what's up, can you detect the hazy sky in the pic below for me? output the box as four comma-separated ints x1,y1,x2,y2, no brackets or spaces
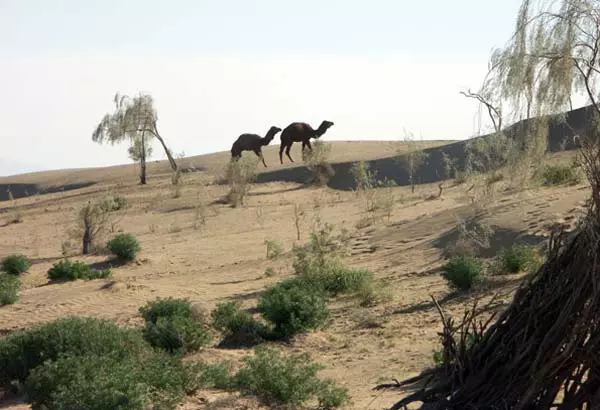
1,0,531,176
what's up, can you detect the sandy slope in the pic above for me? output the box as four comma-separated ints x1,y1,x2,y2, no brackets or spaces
0,144,590,409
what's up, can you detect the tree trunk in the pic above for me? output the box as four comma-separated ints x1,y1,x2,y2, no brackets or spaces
151,123,178,172
140,132,147,185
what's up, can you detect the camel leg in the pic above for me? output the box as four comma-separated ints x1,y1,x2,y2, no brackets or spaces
305,140,313,151
279,144,285,164
254,149,267,167
285,143,294,163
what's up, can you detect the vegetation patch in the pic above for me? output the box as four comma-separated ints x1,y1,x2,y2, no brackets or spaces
496,243,540,274
541,163,581,186
139,297,212,354
107,233,141,262
211,301,271,347
47,259,112,281
1,254,31,275
441,255,484,291
233,346,349,409
0,274,19,305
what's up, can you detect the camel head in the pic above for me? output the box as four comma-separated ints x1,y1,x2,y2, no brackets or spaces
263,125,282,144
315,120,334,138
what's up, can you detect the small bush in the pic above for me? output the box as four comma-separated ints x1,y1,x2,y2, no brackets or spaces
1,254,31,275
47,259,112,281
258,279,329,339
264,239,284,259
142,315,212,354
233,346,349,408
107,233,141,261
211,301,271,347
541,163,581,186
140,297,211,354
497,244,538,274
184,361,234,391
441,255,484,291
225,156,259,207
139,297,193,324
0,317,148,384
0,274,19,305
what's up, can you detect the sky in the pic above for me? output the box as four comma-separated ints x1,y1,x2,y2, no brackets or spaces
0,0,533,176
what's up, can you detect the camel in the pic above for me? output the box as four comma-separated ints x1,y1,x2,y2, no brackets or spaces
230,125,282,167
279,120,334,164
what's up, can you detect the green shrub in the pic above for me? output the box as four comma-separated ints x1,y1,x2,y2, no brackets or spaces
184,361,234,391
139,297,211,354
47,259,112,281
24,350,189,410
107,233,141,261
142,315,211,354
233,346,349,408
0,274,19,305
1,254,31,275
441,255,484,291
0,316,147,384
139,297,192,324
258,279,329,339
264,239,284,259
211,301,271,347
497,244,538,274
541,163,581,186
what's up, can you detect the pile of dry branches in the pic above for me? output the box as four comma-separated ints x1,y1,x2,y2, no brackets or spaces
376,138,600,409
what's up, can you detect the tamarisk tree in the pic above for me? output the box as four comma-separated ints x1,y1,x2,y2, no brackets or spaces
92,93,178,184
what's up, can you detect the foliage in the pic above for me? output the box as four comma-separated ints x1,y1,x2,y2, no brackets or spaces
0,274,19,305
303,140,335,186
396,130,430,193
233,346,349,409
350,160,377,192
24,349,189,410
77,200,112,255
128,135,153,162
441,255,484,291
1,254,31,275
107,233,141,261
47,259,112,281
225,155,259,207
139,297,211,354
258,278,329,339
496,244,539,274
93,92,178,174
99,194,128,212
184,361,235,391
142,315,211,355
0,316,148,384
211,301,271,347
540,163,582,186
264,239,284,259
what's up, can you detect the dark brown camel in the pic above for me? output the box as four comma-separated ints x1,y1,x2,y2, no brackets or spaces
230,125,282,167
279,120,334,164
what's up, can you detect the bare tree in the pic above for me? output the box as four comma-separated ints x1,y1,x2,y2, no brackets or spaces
397,130,429,193
460,89,503,133
93,93,178,184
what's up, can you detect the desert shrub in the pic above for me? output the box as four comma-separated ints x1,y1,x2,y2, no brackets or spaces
107,233,141,261
99,194,128,212
258,279,329,339
441,255,484,291
77,200,112,255
233,346,349,409
47,259,112,281
142,315,211,354
303,140,335,186
140,297,211,354
350,160,376,192
1,254,31,275
541,163,581,185
357,280,393,307
292,220,338,276
139,297,193,323
225,156,259,207
0,274,19,305
264,239,284,259
0,317,147,384
184,361,235,391
211,301,271,347
24,350,189,410
497,243,539,274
